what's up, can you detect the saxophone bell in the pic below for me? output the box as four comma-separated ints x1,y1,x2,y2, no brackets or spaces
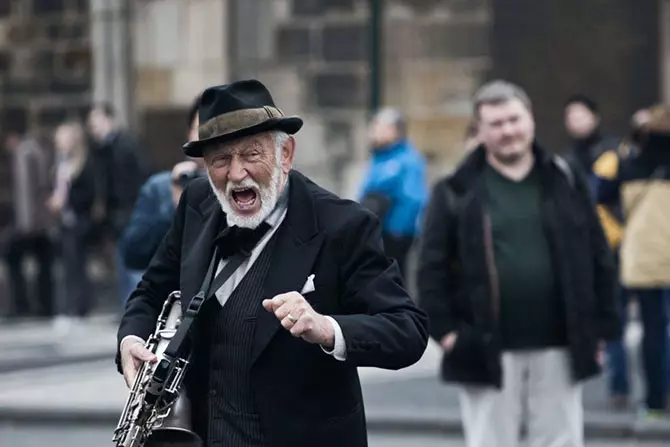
144,394,202,447
114,291,202,447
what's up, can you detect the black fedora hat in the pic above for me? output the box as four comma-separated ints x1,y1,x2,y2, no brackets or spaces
183,79,303,157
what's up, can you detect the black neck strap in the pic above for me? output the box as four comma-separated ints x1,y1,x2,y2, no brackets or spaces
163,220,270,359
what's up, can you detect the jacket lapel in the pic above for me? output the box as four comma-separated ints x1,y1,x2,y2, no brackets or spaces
251,171,324,365
180,193,223,314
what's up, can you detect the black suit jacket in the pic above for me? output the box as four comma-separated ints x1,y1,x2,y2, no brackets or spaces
116,170,429,447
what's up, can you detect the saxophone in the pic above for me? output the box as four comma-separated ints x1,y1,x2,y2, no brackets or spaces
113,291,202,447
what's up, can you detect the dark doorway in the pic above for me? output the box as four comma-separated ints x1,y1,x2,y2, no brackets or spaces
488,0,661,149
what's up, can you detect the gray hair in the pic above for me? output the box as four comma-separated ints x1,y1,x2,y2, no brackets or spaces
271,130,290,148
374,107,407,137
472,80,532,118
271,131,290,163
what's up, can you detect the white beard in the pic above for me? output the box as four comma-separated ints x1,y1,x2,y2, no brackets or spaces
208,165,283,229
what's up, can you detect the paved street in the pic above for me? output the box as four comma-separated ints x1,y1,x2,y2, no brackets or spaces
0,316,668,444
1,424,668,447
0,313,118,373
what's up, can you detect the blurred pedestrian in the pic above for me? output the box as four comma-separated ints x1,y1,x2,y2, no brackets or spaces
1,114,54,318
594,104,670,417
87,103,149,306
47,121,96,332
563,94,632,409
563,95,620,181
418,80,620,447
358,107,428,279
119,161,200,274
118,95,203,289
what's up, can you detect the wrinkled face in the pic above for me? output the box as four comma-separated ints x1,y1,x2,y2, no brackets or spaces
204,132,294,228
565,103,599,139
478,98,535,165
87,109,112,142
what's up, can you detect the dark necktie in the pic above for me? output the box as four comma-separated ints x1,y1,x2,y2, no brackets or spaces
213,222,271,259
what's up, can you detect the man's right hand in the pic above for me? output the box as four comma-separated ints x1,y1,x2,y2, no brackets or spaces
120,338,158,388
440,332,458,353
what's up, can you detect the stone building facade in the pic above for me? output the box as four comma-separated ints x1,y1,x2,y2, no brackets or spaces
226,0,491,196
0,0,668,226
134,0,667,197
0,0,91,226
132,0,491,195
490,0,662,148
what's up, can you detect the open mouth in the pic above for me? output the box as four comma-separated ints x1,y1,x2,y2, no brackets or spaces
230,187,258,211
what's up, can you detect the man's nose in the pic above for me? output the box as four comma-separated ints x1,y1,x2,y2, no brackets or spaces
500,122,516,137
228,156,247,182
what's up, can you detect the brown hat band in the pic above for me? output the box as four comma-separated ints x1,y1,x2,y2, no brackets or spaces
198,106,285,141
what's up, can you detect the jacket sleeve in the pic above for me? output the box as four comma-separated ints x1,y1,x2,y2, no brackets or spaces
115,184,186,372
575,169,621,341
109,137,149,236
394,158,428,235
416,180,460,343
118,180,172,270
330,210,429,370
68,161,97,216
593,150,622,206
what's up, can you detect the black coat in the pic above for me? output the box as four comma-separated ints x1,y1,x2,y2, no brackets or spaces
92,131,149,238
417,144,620,388
116,170,429,447
65,156,97,220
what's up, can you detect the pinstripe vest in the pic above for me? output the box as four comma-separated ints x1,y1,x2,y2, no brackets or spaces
200,236,276,447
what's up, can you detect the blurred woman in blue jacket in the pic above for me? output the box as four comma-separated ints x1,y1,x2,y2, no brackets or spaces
359,108,428,279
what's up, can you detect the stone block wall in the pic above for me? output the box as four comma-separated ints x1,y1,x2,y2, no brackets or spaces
382,0,490,177
230,0,491,195
132,0,230,171
0,0,91,132
0,0,91,226
489,0,661,149
128,0,665,191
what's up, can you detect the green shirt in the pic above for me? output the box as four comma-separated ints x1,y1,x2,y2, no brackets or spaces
483,163,567,350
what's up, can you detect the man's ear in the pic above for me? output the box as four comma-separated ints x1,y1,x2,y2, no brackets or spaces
281,136,296,174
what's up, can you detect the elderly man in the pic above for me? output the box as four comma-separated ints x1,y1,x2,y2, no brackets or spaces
116,79,428,447
418,80,620,447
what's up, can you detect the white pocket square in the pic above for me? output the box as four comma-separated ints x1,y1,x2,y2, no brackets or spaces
300,274,316,295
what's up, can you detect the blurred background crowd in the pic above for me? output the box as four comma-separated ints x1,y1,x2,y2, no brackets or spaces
1,0,670,445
